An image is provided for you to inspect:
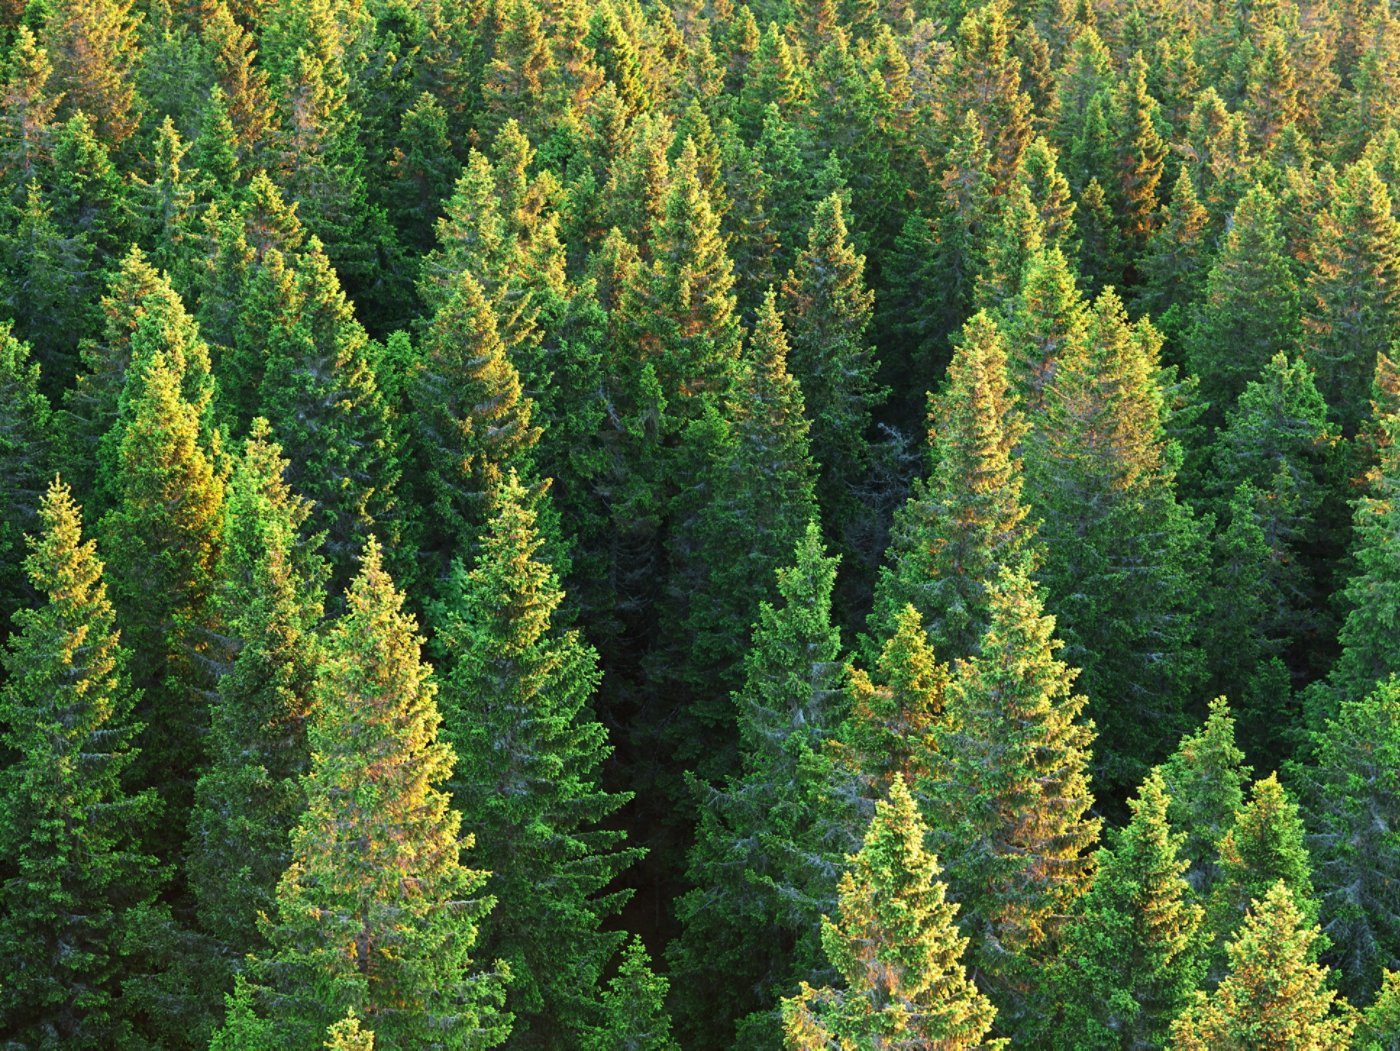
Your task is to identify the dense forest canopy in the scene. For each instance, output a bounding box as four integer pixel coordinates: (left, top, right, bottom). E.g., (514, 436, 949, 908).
(3, 0, 1400, 1046)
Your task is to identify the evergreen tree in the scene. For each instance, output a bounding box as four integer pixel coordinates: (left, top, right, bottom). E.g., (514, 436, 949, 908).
(1300, 676, 1400, 1001)
(257, 239, 404, 588)
(583, 937, 678, 1051)
(1358, 971, 1400, 1050)
(870, 311, 1036, 662)
(1206, 773, 1319, 982)
(930, 565, 1101, 1037)
(781, 777, 1000, 1051)
(1169, 882, 1357, 1050)
(430, 473, 638, 1047)
(0, 26, 61, 197)
(0, 322, 52, 637)
(45, 0, 142, 147)
(187, 421, 329, 962)
(0, 480, 161, 1048)
(1055, 771, 1206, 1050)
(1185, 183, 1301, 425)
(98, 328, 226, 848)
(409, 268, 541, 575)
(1138, 166, 1212, 349)
(1301, 159, 1400, 435)
(1025, 289, 1204, 790)
(1156, 697, 1252, 897)
(239, 539, 511, 1050)
(778, 193, 885, 555)
(672, 523, 846, 1049)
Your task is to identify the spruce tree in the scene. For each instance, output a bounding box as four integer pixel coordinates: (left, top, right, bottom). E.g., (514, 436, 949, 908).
(98, 330, 226, 848)
(1055, 771, 1206, 1050)
(1169, 882, 1357, 1050)
(45, 0, 142, 148)
(187, 421, 329, 962)
(781, 777, 1000, 1051)
(430, 473, 638, 1047)
(239, 539, 511, 1050)
(409, 268, 541, 575)
(672, 523, 847, 1049)
(1299, 676, 1400, 1001)
(0, 322, 52, 638)
(1185, 183, 1301, 426)
(870, 311, 1036, 662)
(1300, 159, 1400, 435)
(930, 565, 1100, 1037)
(1024, 289, 1204, 790)
(1156, 697, 1252, 897)
(583, 937, 679, 1051)
(778, 193, 885, 555)
(0, 480, 161, 1048)
(1206, 773, 1319, 982)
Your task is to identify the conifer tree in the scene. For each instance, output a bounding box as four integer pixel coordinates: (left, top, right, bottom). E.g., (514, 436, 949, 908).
(1186, 183, 1301, 425)
(672, 523, 847, 1049)
(1138, 166, 1212, 347)
(0, 27, 61, 196)
(1358, 971, 1400, 1050)
(781, 777, 1000, 1051)
(45, 0, 142, 147)
(930, 566, 1100, 1035)
(98, 327, 226, 845)
(1055, 771, 1206, 1050)
(674, 290, 818, 712)
(583, 937, 678, 1051)
(870, 311, 1036, 662)
(778, 193, 885, 559)
(240, 539, 511, 1050)
(1000, 244, 1090, 413)
(187, 421, 329, 962)
(1301, 159, 1400, 435)
(0, 323, 52, 637)
(257, 239, 404, 587)
(1169, 882, 1357, 1050)
(1113, 52, 1168, 255)
(1206, 773, 1319, 982)
(410, 269, 541, 574)
(1025, 290, 1204, 789)
(0, 480, 161, 1048)
(1157, 697, 1252, 897)
(1299, 676, 1400, 1001)
(430, 473, 638, 1047)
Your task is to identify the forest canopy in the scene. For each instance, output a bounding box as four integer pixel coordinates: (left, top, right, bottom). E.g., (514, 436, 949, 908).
(2, 0, 1400, 1047)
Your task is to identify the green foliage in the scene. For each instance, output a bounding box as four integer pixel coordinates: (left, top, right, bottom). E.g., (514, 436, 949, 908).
(781, 777, 1001, 1051)
(1169, 882, 1357, 1050)
(430, 472, 638, 1046)
(583, 937, 678, 1051)
(1054, 771, 1206, 1050)
(240, 539, 511, 1050)
(0, 480, 161, 1048)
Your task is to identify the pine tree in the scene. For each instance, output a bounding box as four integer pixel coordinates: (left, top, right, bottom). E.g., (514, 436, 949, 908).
(1206, 773, 1319, 982)
(0, 323, 52, 638)
(1025, 290, 1204, 790)
(1156, 697, 1252, 897)
(781, 777, 1000, 1051)
(583, 937, 679, 1051)
(187, 421, 329, 962)
(1299, 676, 1400, 1002)
(778, 193, 885, 560)
(0, 27, 61, 196)
(430, 473, 638, 1047)
(1301, 159, 1400, 435)
(1169, 882, 1357, 1050)
(1055, 771, 1206, 1050)
(870, 311, 1036, 663)
(239, 539, 511, 1050)
(0, 480, 161, 1048)
(1186, 183, 1301, 425)
(930, 565, 1100, 1036)
(97, 327, 226, 848)
(672, 523, 847, 1049)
